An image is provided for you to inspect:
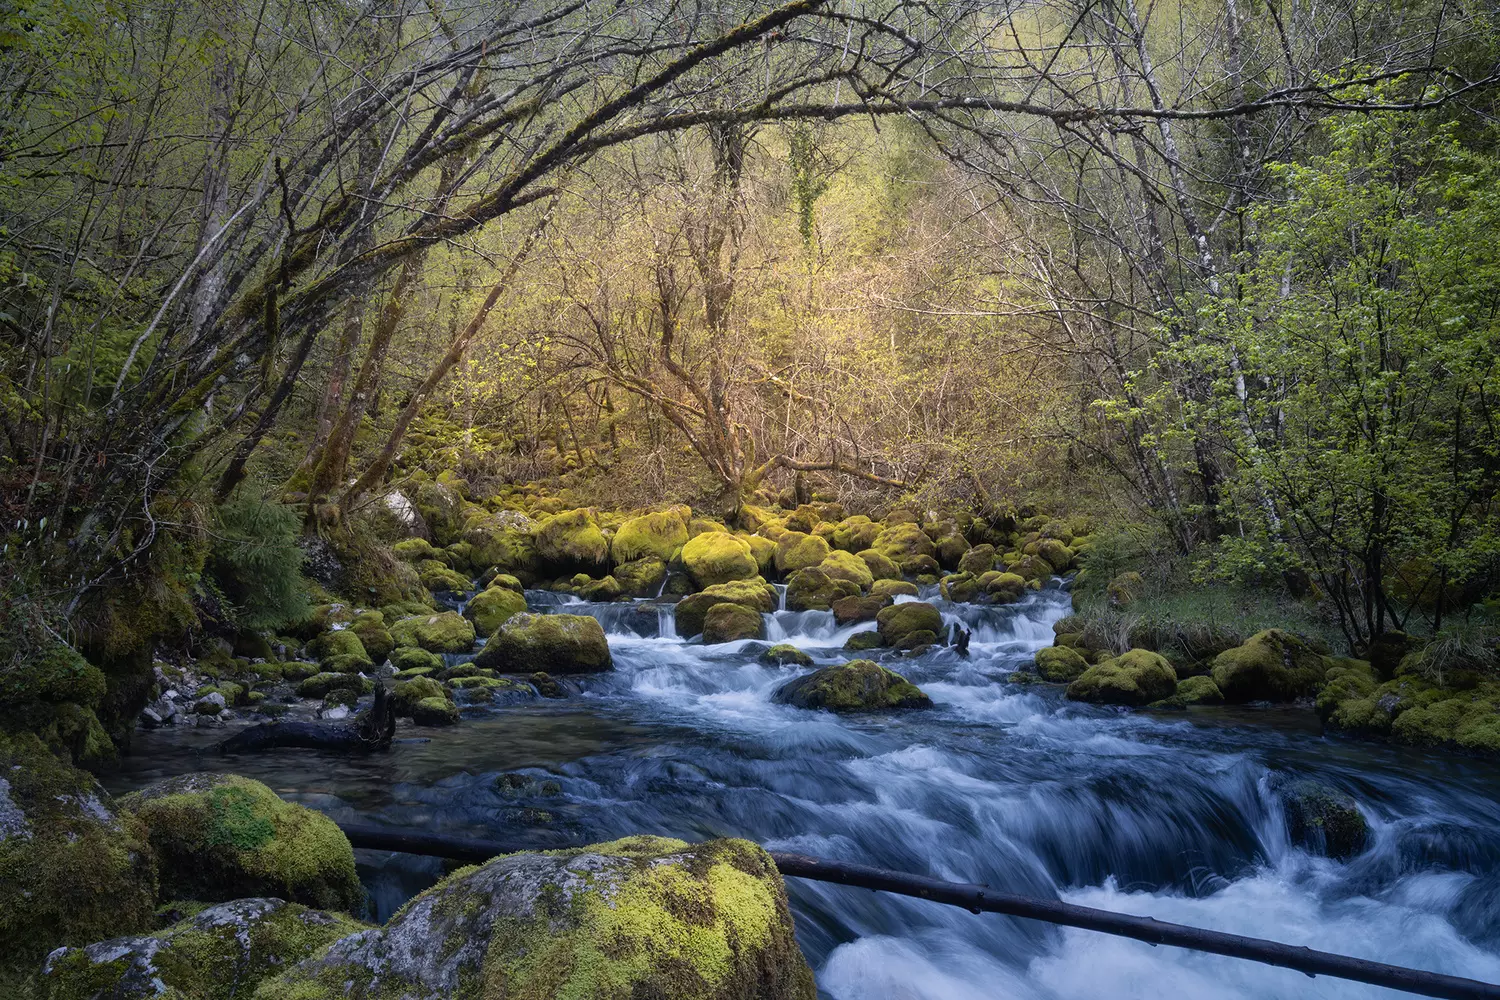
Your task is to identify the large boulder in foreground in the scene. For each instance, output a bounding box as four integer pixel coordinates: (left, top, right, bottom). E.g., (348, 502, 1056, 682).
(774, 660, 932, 712)
(1066, 649, 1178, 707)
(1277, 780, 1369, 861)
(255, 835, 816, 1000)
(464, 583, 529, 637)
(388, 610, 476, 653)
(120, 772, 363, 913)
(40, 897, 364, 1000)
(0, 732, 157, 984)
(474, 612, 612, 674)
(702, 603, 765, 644)
(875, 601, 943, 648)
(1034, 645, 1089, 683)
(1211, 629, 1329, 703)
(682, 531, 759, 588)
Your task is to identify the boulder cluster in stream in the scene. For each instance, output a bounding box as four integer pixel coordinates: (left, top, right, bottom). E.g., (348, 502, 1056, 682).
(6, 738, 817, 999)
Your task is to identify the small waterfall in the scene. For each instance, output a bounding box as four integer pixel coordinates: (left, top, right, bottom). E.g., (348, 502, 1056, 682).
(657, 604, 677, 639)
(773, 583, 788, 611)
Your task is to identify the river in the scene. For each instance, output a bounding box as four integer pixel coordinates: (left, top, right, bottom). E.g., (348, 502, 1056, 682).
(105, 584, 1500, 999)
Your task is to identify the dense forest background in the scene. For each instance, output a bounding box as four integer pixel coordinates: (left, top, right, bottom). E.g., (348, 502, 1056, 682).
(2, 0, 1498, 762)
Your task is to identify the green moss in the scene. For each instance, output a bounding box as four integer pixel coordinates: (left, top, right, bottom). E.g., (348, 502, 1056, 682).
(1210, 629, 1329, 703)
(1034, 646, 1089, 683)
(389, 646, 443, 673)
(674, 579, 779, 637)
(844, 630, 883, 651)
(818, 550, 874, 590)
(1280, 781, 1368, 860)
(1066, 649, 1178, 707)
(388, 611, 476, 653)
(611, 511, 688, 564)
(832, 516, 881, 553)
(784, 566, 860, 611)
(1174, 675, 1224, 705)
(39, 898, 365, 1000)
(701, 603, 765, 644)
(392, 537, 439, 563)
(393, 677, 448, 716)
(1032, 538, 1074, 572)
(411, 696, 462, 726)
(681, 532, 758, 588)
(534, 509, 610, 572)
(418, 559, 472, 593)
(745, 534, 778, 572)
(875, 602, 943, 647)
(121, 774, 363, 913)
(869, 578, 918, 598)
(872, 524, 936, 563)
(348, 612, 393, 663)
(984, 572, 1027, 604)
(0, 637, 114, 766)
(774, 659, 931, 712)
(761, 644, 814, 667)
(774, 532, 832, 574)
(296, 673, 369, 699)
(613, 557, 668, 598)
(309, 628, 371, 667)
(957, 544, 997, 575)
(474, 613, 612, 674)
(254, 836, 814, 1000)
(464, 585, 529, 637)
(0, 732, 158, 987)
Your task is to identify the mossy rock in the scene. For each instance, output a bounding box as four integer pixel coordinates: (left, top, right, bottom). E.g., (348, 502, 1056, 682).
(1389, 693, 1500, 753)
(296, 672, 370, 699)
(310, 628, 371, 668)
(762, 644, 814, 667)
(465, 584, 530, 637)
(675, 580, 779, 638)
(785, 566, 861, 612)
(901, 554, 943, 577)
(869, 578, 918, 599)
(474, 613, 612, 674)
(701, 603, 765, 645)
(856, 549, 902, 581)
(418, 558, 472, 593)
(957, 544, 997, 576)
(1210, 630, 1330, 703)
(393, 676, 449, 717)
(0, 732, 157, 987)
(614, 557, 669, 598)
(1106, 571, 1145, 606)
(1034, 646, 1089, 683)
(40, 898, 364, 1000)
(1175, 675, 1224, 705)
(392, 537, 440, 563)
(774, 660, 931, 712)
(932, 530, 970, 570)
(819, 549, 874, 590)
(940, 572, 983, 603)
(831, 595, 888, 625)
(578, 575, 625, 602)
(1066, 649, 1177, 707)
(1033, 538, 1074, 572)
(875, 602, 943, 648)
(1315, 658, 1378, 722)
(775, 531, 832, 574)
(681, 532, 759, 588)
(388, 611, 476, 654)
(462, 517, 538, 577)
(782, 504, 822, 533)
(254, 835, 814, 1000)
(985, 572, 1027, 604)
(415, 480, 466, 546)
(347, 612, 393, 663)
(832, 516, 881, 553)
(534, 508, 611, 573)
(1278, 781, 1369, 860)
(611, 511, 688, 564)
(411, 696, 462, 726)
(389, 646, 443, 674)
(1008, 554, 1054, 582)
(0, 636, 118, 767)
(872, 523, 936, 563)
(844, 631, 883, 652)
(121, 773, 363, 913)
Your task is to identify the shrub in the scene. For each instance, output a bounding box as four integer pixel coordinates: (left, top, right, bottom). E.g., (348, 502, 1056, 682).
(208, 494, 311, 631)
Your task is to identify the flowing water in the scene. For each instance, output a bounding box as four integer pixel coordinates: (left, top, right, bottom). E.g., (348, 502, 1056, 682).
(107, 584, 1500, 999)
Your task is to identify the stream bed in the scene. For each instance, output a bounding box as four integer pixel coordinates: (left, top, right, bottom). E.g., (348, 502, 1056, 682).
(106, 585, 1500, 999)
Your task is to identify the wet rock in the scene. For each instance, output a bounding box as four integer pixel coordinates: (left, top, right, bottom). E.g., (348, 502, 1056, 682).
(1279, 780, 1369, 860)
(774, 659, 931, 712)
(875, 602, 943, 648)
(762, 644, 814, 667)
(869, 578, 918, 599)
(1065, 649, 1178, 707)
(844, 631, 883, 652)
(784, 566, 860, 611)
(256, 835, 814, 1000)
(474, 613, 612, 674)
(464, 583, 529, 637)
(1033, 645, 1089, 683)
(1211, 629, 1330, 703)
(0, 732, 157, 984)
(831, 595, 888, 625)
(120, 773, 363, 912)
(39, 897, 366, 1000)
(675, 579, 779, 637)
(702, 603, 765, 644)
(388, 611, 476, 654)
(856, 549, 902, 581)
(193, 691, 228, 714)
(411, 696, 462, 726)
(392, 676, 448, 717)
(530, 671, 566, 698)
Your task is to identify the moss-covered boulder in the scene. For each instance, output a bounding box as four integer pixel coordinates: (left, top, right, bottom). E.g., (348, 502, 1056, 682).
(957, 544, 997, 576)
(1106, 570, 1145, 606)
(761, 644, 814, 667)
(347, 612, 393, 663)
(701, 603, 765, 644)
(474, 613, 612, 674)
(463, 516, 538, 578)
(872, 523, 936, 564)
(681, 532, 758, 588)
(411, 696, 462, 726)
(388, 611, 476, 654)
(932, 529, 970, 570)
(775, 531, 831, 574)
(1032, 538, 1074, 572)
(0, 732, 157, 986)
(1389, 693, 1500, 753)
(1009, 553, 1054, 582)
(1279, 781, 1369, 860)
(985, 572, 1028, 604)
(1211, 630, 1330, 703)
(296, 672, 370, 699)
(38, 897, 365, 1000)
(831, 595, 888, 625)
(392, 676, 448, 717)
(1034, 645, 1089, 683)
(614, 556, 669, 598)
(392, 537, 440, 563)
(1175, 675, 1225, 705)
(819, 549, 874, 590)
(414, 480, 466, 546)
(832, 516, 880, 553)
(464, 584, 529, 637)
(121, 773, 362, 912)
(940, 572, 983, 603)
(418, 558, 472, 593)
(745, 534, 778, 573)
(255, 835, 814, 1000)
(774, 660, 931, 712)
(310, 627, 371, 668)
(870, 578, 919, 599)
(611, 511, 688, 564)
(844, 631, 882, 652)
(784, 566, 861, 611)
(674, 579, 779, 638)
(875, 602, 943, 648)
(0, 638, 113, 767)
(1066, 649, 1178, 707)
(389, 646, 443, 674)
(533, 508, 611, 575)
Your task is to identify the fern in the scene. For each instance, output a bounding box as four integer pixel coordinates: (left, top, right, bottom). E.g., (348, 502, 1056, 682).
(207, 494, 310, 631)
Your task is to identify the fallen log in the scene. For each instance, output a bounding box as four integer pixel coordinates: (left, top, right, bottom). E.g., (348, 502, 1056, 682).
(333, 822, 1500, 1000)
(219, 683, 396, 754)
